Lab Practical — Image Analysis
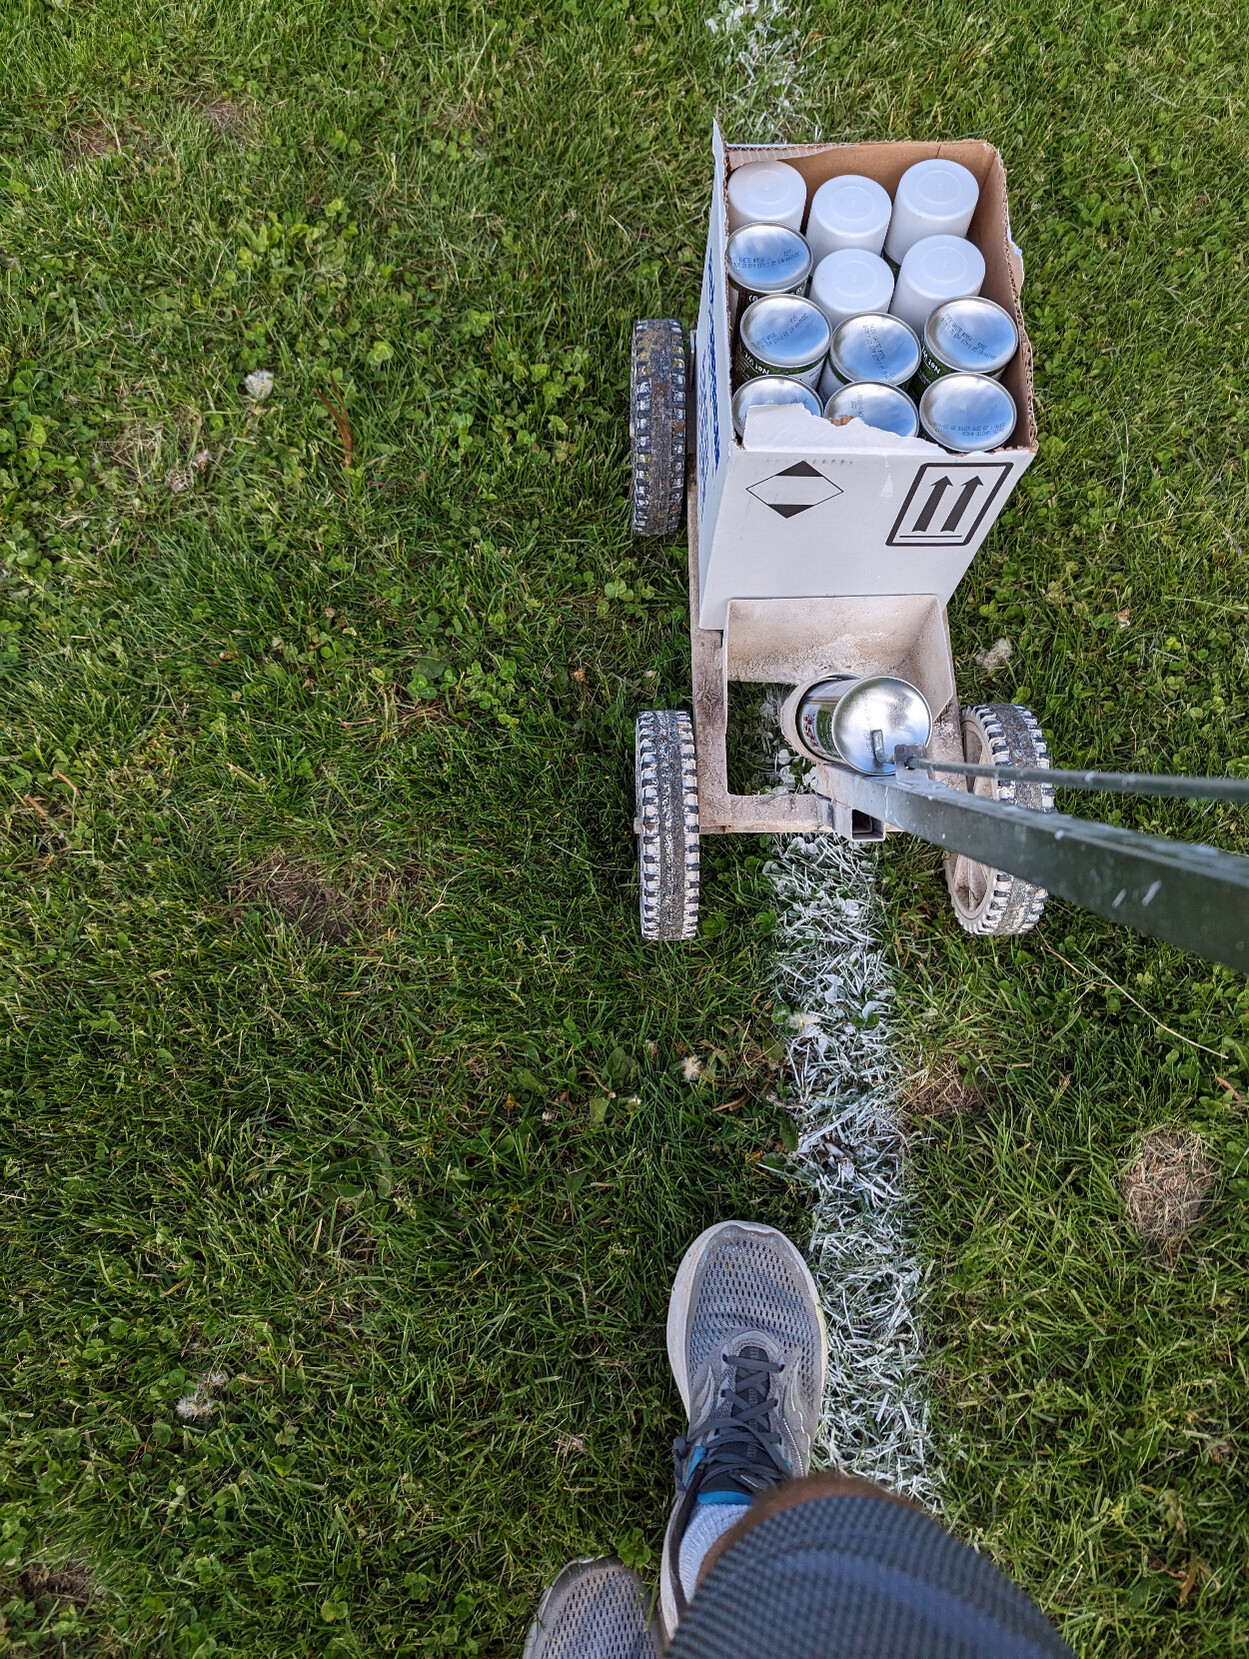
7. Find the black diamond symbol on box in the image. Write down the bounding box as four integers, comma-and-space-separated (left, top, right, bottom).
747, 460, 844, 519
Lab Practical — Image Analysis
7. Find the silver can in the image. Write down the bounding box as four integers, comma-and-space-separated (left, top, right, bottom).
732, 375, 822, 439
735, 295, 831, 390
824, 380, 919, 440
916, 296, 1019, 390
726, 223, 813, 305
797, 675, 859, 763
828, 313, 920, 390
919, 372, 1017, 452
798, 674, 931, 774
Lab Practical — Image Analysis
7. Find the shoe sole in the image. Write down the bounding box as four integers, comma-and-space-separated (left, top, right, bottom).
661, 1221, 828, 1638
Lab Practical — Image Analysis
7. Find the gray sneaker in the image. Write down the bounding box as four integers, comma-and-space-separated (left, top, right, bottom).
660, 1220, 827, 1637
523, 1557, 662, 1659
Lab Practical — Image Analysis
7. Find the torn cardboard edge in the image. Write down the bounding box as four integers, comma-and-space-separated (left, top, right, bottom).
741, 407, 944, 456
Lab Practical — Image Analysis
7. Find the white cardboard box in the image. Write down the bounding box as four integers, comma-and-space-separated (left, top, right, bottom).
694, 125, 1036, 630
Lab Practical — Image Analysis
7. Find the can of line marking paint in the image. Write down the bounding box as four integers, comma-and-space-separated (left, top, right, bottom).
918, 371, 1017, 452
735, 295, 831, 390
725, 223, 813, 305
883, 158, 981, 266
822, 312, 921, 402
797, 675, 860, 763
914, 295, 1018, 391
823, 380, 919, 440
726, 158, 807, 233
806, 174, 893, 262
732, 375, 822, 438
808, 248, 895, 332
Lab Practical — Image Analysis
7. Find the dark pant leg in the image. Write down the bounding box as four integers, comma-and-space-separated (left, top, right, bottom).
667, 1473, 1075, 1659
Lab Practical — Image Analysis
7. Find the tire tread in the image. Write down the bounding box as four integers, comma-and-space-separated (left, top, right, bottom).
636, 710, 699, 941
631, 320, 687, 538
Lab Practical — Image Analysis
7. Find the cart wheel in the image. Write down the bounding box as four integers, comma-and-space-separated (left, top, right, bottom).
635, 710, 699, 941
630, 319, 687, 537
944, 702, 1055, 937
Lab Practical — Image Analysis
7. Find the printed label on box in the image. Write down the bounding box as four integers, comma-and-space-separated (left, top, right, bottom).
886, 461, 1014, 548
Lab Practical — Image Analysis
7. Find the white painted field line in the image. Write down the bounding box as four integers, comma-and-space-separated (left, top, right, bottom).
763, 761, 937, 1505
704, 0, 939, 1505
706, 0, 806, 138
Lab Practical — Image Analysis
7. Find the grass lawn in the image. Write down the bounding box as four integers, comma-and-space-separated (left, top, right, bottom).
1, 1, 1247, 1655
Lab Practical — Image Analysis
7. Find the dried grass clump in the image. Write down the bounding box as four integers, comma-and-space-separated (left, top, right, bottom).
1121, 1130, 1216, 1251
904, 1057, 982, 1121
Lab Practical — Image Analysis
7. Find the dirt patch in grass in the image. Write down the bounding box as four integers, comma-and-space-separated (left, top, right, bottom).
63, 120, 121, 165
904, 1058, 983, 1121
18, 1560, 93, 1608
233, 859, 355, 943
1121, 1129, 1216, 1251
230, 858, 423, 942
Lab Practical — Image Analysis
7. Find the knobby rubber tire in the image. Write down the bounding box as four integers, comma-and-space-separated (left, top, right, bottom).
636, 710, 699, 942
630, 319, 687, 537
944, 702, 1055, 937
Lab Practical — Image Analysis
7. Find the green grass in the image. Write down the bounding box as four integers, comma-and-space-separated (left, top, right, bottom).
1, 0, 1247, 1654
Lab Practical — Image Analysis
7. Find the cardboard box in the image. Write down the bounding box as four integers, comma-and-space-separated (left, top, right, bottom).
694, 125, 1035, 630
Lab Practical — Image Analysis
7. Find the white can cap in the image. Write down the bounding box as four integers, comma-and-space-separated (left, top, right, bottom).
808, 248, 895, 332
806, 173, 893, 263
726, 159, 807, 234
889, 235, 985, 337
883, 158, 980, 265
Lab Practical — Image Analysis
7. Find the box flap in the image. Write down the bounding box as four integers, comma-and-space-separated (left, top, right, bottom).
693, 122, 735, 565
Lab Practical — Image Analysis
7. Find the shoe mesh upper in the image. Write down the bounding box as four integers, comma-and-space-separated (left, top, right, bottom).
687, 1229, 820, 1405
533, 1562, 659, 1659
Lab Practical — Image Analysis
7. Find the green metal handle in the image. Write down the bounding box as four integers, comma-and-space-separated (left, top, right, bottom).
830, 754, 1249, 972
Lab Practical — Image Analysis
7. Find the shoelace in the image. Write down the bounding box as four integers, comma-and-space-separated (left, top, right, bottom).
672, 1347, 792, 1497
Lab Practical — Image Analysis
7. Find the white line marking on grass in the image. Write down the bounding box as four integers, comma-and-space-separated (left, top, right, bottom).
765, 764, 937, 1507
706, 0, 808, 139
706, 0, 938, 1511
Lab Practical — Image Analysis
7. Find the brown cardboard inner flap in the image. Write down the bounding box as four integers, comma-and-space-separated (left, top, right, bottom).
724, 139, 1035, 452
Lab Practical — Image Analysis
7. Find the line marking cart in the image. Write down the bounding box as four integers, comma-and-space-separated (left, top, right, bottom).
629, 128, 1249, 973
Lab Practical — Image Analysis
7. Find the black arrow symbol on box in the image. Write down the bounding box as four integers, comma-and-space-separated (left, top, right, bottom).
912, 474, 951, 532
942, 476, 983, 533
